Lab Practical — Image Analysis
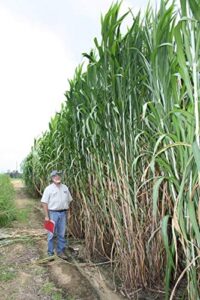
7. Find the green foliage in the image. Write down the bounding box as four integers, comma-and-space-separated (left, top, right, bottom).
0, 175, 16, 226
22, 0, 200, 298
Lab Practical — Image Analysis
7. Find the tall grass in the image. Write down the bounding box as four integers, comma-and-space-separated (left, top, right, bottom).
0, 175, 16, 226
22, 0, 200, 298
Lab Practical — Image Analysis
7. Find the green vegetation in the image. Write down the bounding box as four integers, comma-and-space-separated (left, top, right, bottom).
16, 207, 31, 223
22, 0, 200, 298
0, 267, 16, 282
0, 175, 16, 226
40, 282, 56, 294
52, 294, 63, 300
40, 282, 64, 300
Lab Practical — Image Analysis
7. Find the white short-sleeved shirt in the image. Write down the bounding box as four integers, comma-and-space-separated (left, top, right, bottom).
41, 183, 73, 210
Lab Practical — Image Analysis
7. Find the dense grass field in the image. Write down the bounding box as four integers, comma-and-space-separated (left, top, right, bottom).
0, 175, 16, 226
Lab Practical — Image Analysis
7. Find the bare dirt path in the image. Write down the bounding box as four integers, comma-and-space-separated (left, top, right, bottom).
0, 180, 125, 300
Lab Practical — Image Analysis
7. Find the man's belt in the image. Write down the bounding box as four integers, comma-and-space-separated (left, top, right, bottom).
48, 209, 67, 212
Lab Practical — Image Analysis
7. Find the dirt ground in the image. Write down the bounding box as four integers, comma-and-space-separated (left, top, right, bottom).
0, 180, 126, 300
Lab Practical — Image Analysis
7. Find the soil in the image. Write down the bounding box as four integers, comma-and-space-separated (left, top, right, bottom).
0, 180, 126, 300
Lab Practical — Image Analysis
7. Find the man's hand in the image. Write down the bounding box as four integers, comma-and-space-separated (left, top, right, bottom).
45, 216, 49, 221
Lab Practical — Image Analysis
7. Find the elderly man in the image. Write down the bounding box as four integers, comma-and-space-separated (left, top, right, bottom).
41, 170, 73, 258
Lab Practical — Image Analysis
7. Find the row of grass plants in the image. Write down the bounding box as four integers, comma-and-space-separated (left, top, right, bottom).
0, 175, 16, 226
22, 0, 200, 298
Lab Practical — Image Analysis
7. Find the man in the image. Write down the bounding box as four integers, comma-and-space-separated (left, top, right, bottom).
41, 170, 73, 258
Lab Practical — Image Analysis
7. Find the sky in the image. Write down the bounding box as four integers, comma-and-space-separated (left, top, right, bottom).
0, 0, 156, 172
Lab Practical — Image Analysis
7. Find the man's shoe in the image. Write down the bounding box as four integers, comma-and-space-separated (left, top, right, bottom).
67, 246, 79, 257
46, 253, 55, 261
57, 252, 68, 260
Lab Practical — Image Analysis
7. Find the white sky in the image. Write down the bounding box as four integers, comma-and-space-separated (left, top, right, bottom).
0, 0, 156, 172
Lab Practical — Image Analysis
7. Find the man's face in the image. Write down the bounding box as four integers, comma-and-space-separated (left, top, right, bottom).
52, 174, 61, 184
